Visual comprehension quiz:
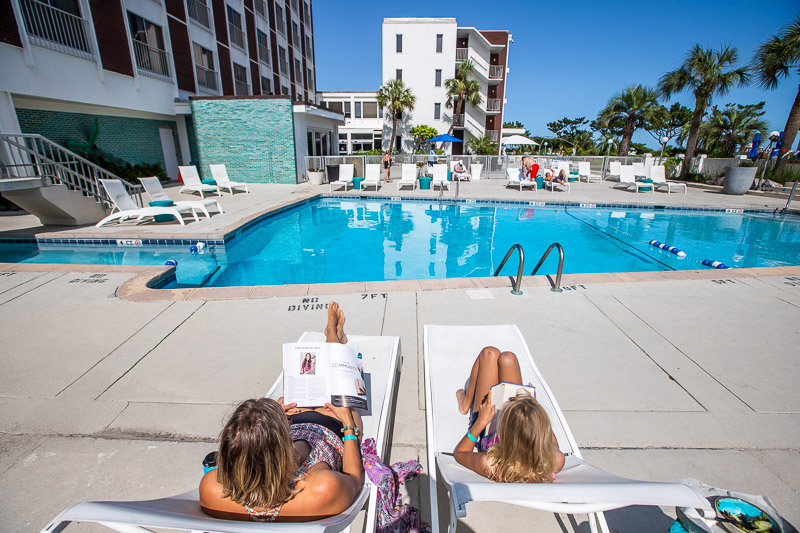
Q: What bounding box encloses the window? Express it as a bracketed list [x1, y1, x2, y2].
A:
[395, 69, 402, 81]
[193, 42, 216, 90]
[233, 62, 249, 95]
[396, 34, 402, 53]
[275, 5, 285, 35]
[281, 85, 289, 95]
[305, 35, 312, 56]
[292, 22, 300, 47]
[355, 102, 362, 118]
[363, 102, 377, 118]
[227, 6, 244, 49]
[261, 75, 271, 94]
[436, 34, 443, 53]
[344, 102, 351, 119]
[187, 0, 211, 28]
[434, 103, 441, 120]
[257, 30, 269, 64]
[379, 107, 383, 118]
[254, 0, 266, 18]
[435, 69, 442, 87]
[295, 58, 301, 78]
[20, 0, 91, 57]
[307, 68, 314, 90]
[278, 46, 288, 74]
[128, 12, 170, 79]
[326, 101, 343, 113]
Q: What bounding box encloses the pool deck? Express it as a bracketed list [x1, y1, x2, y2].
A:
[1, 179, 799, 532]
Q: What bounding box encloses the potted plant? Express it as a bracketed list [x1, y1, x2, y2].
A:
[723, 161, 758, 195]
[307, 168, 325, 186]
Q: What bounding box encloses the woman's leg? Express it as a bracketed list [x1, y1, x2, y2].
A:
[497, 351, 523, 385]
[456, 346, 501, 414]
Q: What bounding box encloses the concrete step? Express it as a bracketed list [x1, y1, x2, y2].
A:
[3, 183, 106, 225]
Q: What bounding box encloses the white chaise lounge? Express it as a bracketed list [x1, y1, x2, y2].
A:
[432, 164, 449, 190]
[96, 179, 187, 227]
[578, 161, 601, 183]
[614, 165, 652, 194]
[651, 165, 687, 194]
[329, 163, 354, 192]
[41, 331, 402, 533]
[424, 324, 713, 533]
[505, 168, 536, 191]
[178, 165, 220, 198]
[397, 163, 416, 190]
[362, 163, 381, 191]
[209, 164, 250, 194]
[139, 177, 223, 219]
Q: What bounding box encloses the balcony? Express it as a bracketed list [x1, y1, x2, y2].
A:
[453, 114, 465, 127]
[486, 99, 501, 113]
[258, 44, 270, 65]
[455, 48, 467, 62]
[132, 40, 171, 81]
[234, 80, 249, 96]
[486, 129, 499, 142]
[254, 0, 266, 18]
[186, 0, 210, 29]
[229, 23, 245, 49]
[489, 65, 504, 79]
[195, 64, 217, 91]
[19, 0, 92, 59]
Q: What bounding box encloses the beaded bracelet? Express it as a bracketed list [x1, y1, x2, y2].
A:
[465, 431, 479, 443]
[341, 426, 360, 435]
[343, 435, 358, 442]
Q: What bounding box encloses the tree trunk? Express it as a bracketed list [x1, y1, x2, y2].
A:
[389, 113, 398, 154]
[774, 83, 800, 177]
[446, 95, 463, 137]
[680, 99, 707, 180]
[617, 118, 635, 156]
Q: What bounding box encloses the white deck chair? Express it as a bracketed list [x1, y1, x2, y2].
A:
[614, 165, 652, 194]
[578, 161, 601, 183]
[632, 162, 647, 180]
[556, 160, 574, 179]
[329, 163, 354, 192]
[42, 331, 402, 533]
[362, 163, 381, 191]
[505, 168, 536, 191]
[449, 160, 470, 181]
[542, 168, 570, 193]
[178, 165, 220, 198]
[209, 164, 250, 194]
[424, 324, 714, 533]
[139, 177, 223, 219]
[397, 163, 417, 190]
[650, 165, 687, 194]
[96, 179, 186, 227]
[432, 164, 450, 190]
[607, 161, 621, 181]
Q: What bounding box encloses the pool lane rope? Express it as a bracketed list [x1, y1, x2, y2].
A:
[570, 210, 731, 270]
[165, 241, 207, 266]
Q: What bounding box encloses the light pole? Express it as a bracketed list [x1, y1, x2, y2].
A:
[660, 135, 670, 162]
[543, 141, 548, 154]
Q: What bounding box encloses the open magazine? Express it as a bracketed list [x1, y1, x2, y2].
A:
[283, 342, 368, 409]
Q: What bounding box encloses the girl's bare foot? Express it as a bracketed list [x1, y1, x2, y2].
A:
[456, 388, 471, 415]
[336, 307, 348, 344]
[325, 302, 339, 342]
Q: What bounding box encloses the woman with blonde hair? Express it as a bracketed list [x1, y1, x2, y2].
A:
[200, 302, 363, 521]
[454, 346, 565, 483]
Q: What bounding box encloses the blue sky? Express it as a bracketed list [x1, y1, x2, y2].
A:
[313, 0, 798, 149]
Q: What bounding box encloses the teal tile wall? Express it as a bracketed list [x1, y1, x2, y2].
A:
[190, 97, 297, 184]
[184, 114, 200, 166]
[15, 108, 179, 169]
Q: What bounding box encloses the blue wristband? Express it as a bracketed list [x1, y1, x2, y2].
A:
[466, 431, 479, 443]
[343, 435, 358, 442]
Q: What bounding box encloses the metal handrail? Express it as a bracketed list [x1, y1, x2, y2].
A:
[530, 242, 565, 293]
[493, 244, 525, 295]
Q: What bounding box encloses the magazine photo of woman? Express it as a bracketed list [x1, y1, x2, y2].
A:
[300, 353, 315, 375]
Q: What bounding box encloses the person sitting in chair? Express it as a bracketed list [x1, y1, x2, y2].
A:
[453, 160, 470, 181]
[543, 167, 568, 186]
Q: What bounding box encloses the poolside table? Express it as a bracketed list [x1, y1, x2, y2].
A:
[638, 178, 653, 191]
[149, 200, 176, 222]
[352, 177, 364, 190]
[419, 176, 432, 190]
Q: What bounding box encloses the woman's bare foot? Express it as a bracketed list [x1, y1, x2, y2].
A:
[336, 306, 348, 344]
[325, 302, 339, 342]
[456, 388, 471, 415]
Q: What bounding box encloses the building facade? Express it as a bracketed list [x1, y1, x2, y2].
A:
[0, 0, 335, 182]
[317, 91, 383, 154]
[381, 18, 511, 155]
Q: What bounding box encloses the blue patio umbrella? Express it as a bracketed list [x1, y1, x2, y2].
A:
[427, 134, 463, 143]
[747, 132, 761, 160]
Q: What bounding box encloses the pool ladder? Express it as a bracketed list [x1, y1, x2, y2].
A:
[493, 242, 565, 295]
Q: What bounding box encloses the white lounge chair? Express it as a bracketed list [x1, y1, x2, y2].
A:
[542, 169, 570, 193]
[329, 163, 354, 192]
[578, 161, 601, 183]
[614, 165, 652, 194]
[432, 164, 450, 190]
[42, 331, 402, 533]
[424, 324, 714, 533]
[607, 161, 621, 181]
[632, 162, 647, 180]
[505, 168, 536, 191]
[96, 179, 186, 227]
[139, 177, 223, 219]
[449, 160, 470, 181]
[209, 164, 250, 194]
[362, 163, 381, 191]
[650, 165, 687, 194]
[397, 163, 416, 190]
[178, 165, 220, 198]
[556, 160, 574, 179]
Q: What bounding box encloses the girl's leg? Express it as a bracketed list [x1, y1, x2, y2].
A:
[456, 346, 501, 414]
[497, 351, 523, 385]
[325, 302, 341, 343]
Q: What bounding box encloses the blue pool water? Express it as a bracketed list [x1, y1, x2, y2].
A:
[1, 198, 799, 287]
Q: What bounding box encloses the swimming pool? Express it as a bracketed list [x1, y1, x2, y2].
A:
[1, 198, 799, 287]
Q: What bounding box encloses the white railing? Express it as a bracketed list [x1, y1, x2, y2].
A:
[229, 22, 245, 49]
[489, 65, 504, 79]
[453, 114, 465, 127]
[0, 133, 143, 208]
[19, 0, 93, 59]
[186, 0, 211, 28]
[254, 0, 266, 18]
[132, 40, 171, 80]
[258, 44, 270, 65]
[234, 80, 249, 95]
[486, 130, 499, 141]
[486, 99, 501, 112]
[195, 64, 217, 90]
[455, 48, 467, 61]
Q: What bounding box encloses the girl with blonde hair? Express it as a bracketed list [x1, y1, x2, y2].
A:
[454, 346, 565, 483]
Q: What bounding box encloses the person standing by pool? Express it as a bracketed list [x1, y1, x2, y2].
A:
[428, 148, 436, 169]
[521, 157, 539, 180]
[381, 151, 392, 183]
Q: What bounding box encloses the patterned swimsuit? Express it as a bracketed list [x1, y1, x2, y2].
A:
[244, 423, 344, 521]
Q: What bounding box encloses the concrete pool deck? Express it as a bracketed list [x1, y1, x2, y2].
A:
[1, 179, 799, 532]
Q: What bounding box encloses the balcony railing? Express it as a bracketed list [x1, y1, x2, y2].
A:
[229, 23, 245, 49]
[258, 44, 270, 65]
[132, 40, 171, 80]
[254, 0, 266, 18]
[489, 65, 504, 79]
[195, 64, 217, 91]
[486, 129, 499, 142]
[19, 0, 92, 59]
[487, 99, 501, 112]
[234, 80, 249, 95]
[455, 48, 467, 62]
[186, 0, 210, 28]
[453, 114, 465, 127]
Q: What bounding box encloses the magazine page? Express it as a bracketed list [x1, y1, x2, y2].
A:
[283, 343, 331, 407]
[328, 343, 368, 410]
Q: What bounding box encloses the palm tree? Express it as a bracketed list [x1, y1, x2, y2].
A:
[699, 103, 768, 157]
[751, 15, 800, 176]
[444, 60, 483, 136]
[597, 85, 660, 157]
[377, 79, 416, 153]
[658, 44, 750, 180]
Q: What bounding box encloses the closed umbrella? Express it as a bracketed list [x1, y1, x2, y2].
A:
[747, 132, 761, 160]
